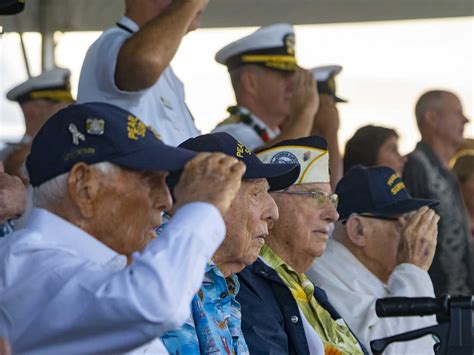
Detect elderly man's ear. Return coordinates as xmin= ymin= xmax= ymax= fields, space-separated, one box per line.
xmin=345 ymin=217 xmax=367 ymax=247
xmin=68 ymin=162 xmax=102 ymax=219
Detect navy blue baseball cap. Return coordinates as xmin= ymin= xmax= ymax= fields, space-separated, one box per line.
xmin=26 ymin=102 xmax=196 ymax=187
xmin=176 ymin=132 xmax=300 ymax=191
xmin=336 ymin=165 xmax=438 ymax=220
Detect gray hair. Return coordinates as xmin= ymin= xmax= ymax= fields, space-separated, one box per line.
xmin=33 ymin=162 xmax=118 ymax=210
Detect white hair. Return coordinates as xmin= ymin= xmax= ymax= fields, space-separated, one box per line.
xmin=33 ymin=162 xmax=118 ymax=210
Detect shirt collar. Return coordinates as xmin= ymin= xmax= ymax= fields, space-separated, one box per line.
xmin=325 ymin=238 xmax=386 ymax=296
xmin=117 ymin=16 xmax=140 ymax=33
xmin=237 ymin=105 xmax=281 ymax=137
xmin=27 ymin=208 xmax=124 ymax=266
xmin=416 ymin=141 xmax=442 ymax=168
xmin=259 ymin=244 xmax=289 ymax=270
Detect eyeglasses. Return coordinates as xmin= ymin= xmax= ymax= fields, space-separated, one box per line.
xmin=341 ymin=213 xmax=401 ymax=224
xmin=273 ymin=190 xmax=338 ymax=208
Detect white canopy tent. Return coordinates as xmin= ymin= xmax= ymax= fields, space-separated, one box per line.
xmin=2 ymin=0 xmax=473 ymax=71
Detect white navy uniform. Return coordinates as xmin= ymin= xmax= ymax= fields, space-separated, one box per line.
xmin=213 ymin=24 xmax=297 ymax=150
xmin=0 ymin=203 xmax=225 ymax=353
xmin=212 ymin=106 xmax=280 ymax=150
xmin=77 ymin=16 xmax=200 ymax=146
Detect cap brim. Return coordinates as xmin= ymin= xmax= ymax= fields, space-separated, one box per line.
xmin=335 ymin=96 xmax=348 ymax=103
xmin=368 ymin=198 xmax=439 ymax=217
xmin=111 ymin=143 xmax=196 ymax=172
xmin=244 ymin=162 xmax=300 ymax=191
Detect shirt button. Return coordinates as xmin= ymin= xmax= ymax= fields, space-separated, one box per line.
xmin=291 ymin=315 xmax=299 ymax=324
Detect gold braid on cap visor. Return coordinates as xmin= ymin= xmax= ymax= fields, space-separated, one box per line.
xmin=30 ymin=90 xmax=74 ymax=102
xmin=241 ymin=54 xmax=298 ymax=71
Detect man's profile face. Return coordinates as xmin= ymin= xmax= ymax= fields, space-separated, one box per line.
xmin=270 ymin=183 xmax=339 ymax=265
xmin=90 ymin=167 xmax=172 ymax=257
xmin=220 ymin=178 xmax=278 ymax=271
xmin=434 ymin=93 xmax=469 ymax=146
xmin=252 ymin=67 xmax=296 ymax=119
xmin=357 ymin=213 xmax=408 ymax=277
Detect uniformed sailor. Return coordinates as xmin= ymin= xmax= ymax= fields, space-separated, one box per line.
xmin=77 ymin=0 xmax=206 ymax=146
xmin=1 ymin=67 xmax=74 ymax=163
xmin=213 ymin=23 xmax=319 ymax=151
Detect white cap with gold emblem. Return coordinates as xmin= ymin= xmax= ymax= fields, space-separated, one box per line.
xmin=257 ymin=136 xmax=330 ymax=184
xmin=7 ymin=67 xmax=74 ymax=104
xmin=215 ymin=23 xmax=298 ymax=72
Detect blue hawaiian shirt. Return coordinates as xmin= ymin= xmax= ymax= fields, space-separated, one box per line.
xmin=161 ymin=263 xmax=249 ymax=354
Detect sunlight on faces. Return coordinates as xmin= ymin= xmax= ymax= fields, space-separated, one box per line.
xmin=376 ymin=135 xmax=406 ymax=175
xmin=89 ymin=167 xmax=171 ymax=257
xmin=218 ymin=178 xmax=278 ymax=272
xmin=270 ymin=183 xmax=339 ymax=267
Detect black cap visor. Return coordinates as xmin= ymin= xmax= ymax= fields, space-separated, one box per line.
xmin=365 ymin=198 xmax=439 ymax=218
xmin=244 ymin=161 xmax=300 ymax=191
xmin=111 ymin=144 xmax=196 ymax=173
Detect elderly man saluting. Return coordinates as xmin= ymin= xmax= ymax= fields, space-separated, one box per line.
xmin=307 ymin=165 xmax=440 ymax=354
xmin=157 ymin=133 xmax=300 ymax=354
xmin=0 ymin=103 xmax=245 ymax=353
xmin=238 ymin=136 xmax=367 ymax=354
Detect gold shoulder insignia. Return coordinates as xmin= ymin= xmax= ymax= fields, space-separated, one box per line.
xmin=215 ymin=114 xmax=241 ymax=128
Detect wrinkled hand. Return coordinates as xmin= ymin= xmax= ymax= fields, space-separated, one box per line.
xmin=312 ymin=94 xmax=340 ymax=136
xmin=3 ymin=143 xmax=31 ymax=185
xmin=396 ymin=206 xmax=439 ymax=271
xmin=173 ymin=153 xmax=246 ymax=216
xmin=0 ymin=162 xmax=27 ymax=224
xmin=289 ymin=69 xmax=319 ymax=123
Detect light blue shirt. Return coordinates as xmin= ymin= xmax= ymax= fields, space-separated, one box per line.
xmin=161 ymin=262 xmax=249 ymax=354
xmin=0 ymin=203 xmax=225 ymax=354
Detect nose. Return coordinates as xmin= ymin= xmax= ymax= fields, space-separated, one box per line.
xmin=262 ymin=192 xmax=279 ymax=228
xmin=153 ymin=183 xmax=173 ymax=212
xmin=321 ymin=202 xmax=340 ymax=223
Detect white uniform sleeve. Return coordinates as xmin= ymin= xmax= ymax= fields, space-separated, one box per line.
xmin=2 ymin=202 xmax=224 ymax=353
xmin=77 ymin=29 xmax=147 ymax=104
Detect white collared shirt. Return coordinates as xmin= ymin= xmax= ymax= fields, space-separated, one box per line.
xmin=77 ymin=16 xmax=200 ymax=146
xmin=0 ymin=203 xmax=225 ymax=354
xmin=306 ymin=238 xmax=437 ymax=355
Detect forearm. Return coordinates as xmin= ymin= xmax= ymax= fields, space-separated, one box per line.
xmin=115 ymin=1 xmax=203 ymax=91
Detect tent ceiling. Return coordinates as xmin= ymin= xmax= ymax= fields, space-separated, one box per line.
xmin=1 ymin=0 xmax=473 ymax=33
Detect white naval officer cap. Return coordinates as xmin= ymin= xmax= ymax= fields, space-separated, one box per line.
xmin=215 ymin=23 xmax=298 ymax=72
xmin=6 ymin=67 xmax=74 ymax=104
xmin=310 ymin=65 xmax=347 ymax=103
